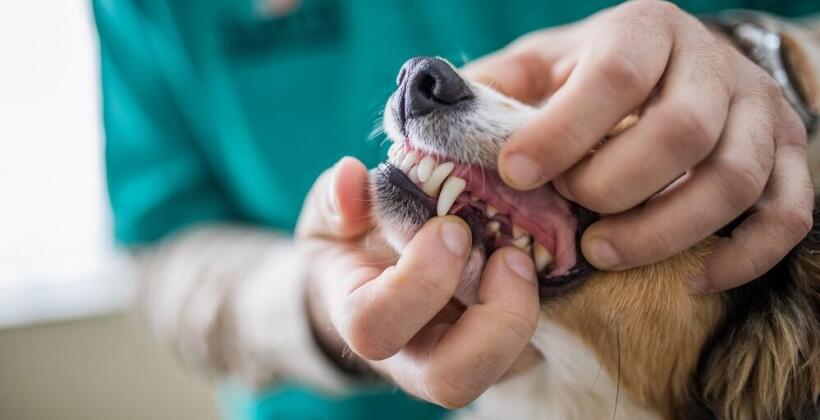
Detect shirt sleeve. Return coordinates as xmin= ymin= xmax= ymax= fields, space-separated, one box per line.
xmin=135 ymin=224 xmax=355 ymax=392
xmin=93 ymin=0 xmax=357 ymax=392
xmin=94 ymin=0 xmax=233 ymax=245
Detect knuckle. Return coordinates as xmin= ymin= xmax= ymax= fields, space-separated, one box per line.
xmin=781 ymin=204 xmax=813 ymax=243
xmin=714 ymin=155 xmax=767 ymax=209
xmin=757 ymin=75 xmax=782 ymax=102
xmin=493 ymin=308 xmax=538 ymax=344
xmin=666 ymin=103 xmax=716 ymax=148
xmin=689 ymin=45 xmax=731 ymax=93
xmin=597 ymin=50 xmax=649 ymax=94
xmin=402 ymin=270 xmax=454 ymax=302
xmin=737 ymin=247 xmax=771 ymax=280
xmin=422 ymin=370 xmax=480 ymax=409
xmin=650 ymin=0 xmax=683 ymax=18
xmin=502 ymin=48 xmax=548 ymax=95
xmin=576 ymin=175 xmax=630 ymax=213
xmin=340 ymin=301 xmax=400 ymax=360
xmin=625 ymin=0 xmax=681 ymax=17
xmin=662 ymin=128 xmax=714 ymax=165
xmin=779 ymin=109 xmax=809 ymax=148
xmin=510 ymin=30 xmax=548 ymax=52
xmin=743 ymin=70 xmax=782 ymax=103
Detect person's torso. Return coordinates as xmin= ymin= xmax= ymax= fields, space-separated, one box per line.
xmin=129 ymin=1 xmax=819 ymax=419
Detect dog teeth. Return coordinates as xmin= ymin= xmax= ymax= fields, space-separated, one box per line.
xmin=486 ymin=205 xmax=499 ymax=217
xmin=533 ymin=242 xmax=553 ymax=272
xmin=437 ymin=176 xmax=467 ymax=216
xmin=422 ymin=162 xmax=455 ymax=196
xmin=512 ymin=224 xmax=527 ymax=238
xmin=393 ymin=147 xmax=407 ymax=166
xmin=388 ymin=143 xmax=400 ymax=160
xmin=408 ymin=166 xmax=420 ymax=183
xmin=417 ymin=156 xmax=436 ymax=182
xmin=487 ymin=220 xmax=501 ymax=233
xmin=400 ymin=151 xmax=418 ymax=172
xmin=512 ymin=234 xmax=531 ymax=250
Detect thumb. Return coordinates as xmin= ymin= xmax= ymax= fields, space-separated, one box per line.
xmin=296 ymin=156 xmax=372 ymax=240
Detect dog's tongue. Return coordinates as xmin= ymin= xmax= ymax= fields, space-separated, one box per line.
xmin=454 ymin=165 xmax=579 ymax=276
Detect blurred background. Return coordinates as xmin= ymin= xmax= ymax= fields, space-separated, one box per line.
xmin=0 ymin=2 xmax=219 ymax=419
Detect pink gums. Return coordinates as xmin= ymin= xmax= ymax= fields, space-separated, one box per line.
xmin=452 ymin=165 xmax=578 ymax=277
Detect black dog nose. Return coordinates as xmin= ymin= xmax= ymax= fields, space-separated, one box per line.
xmin=398 ymin=57 xmax=473 ymax=120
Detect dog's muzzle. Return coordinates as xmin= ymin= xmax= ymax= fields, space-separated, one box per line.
xmin=396 ymin=57 xmax=475 ymax=129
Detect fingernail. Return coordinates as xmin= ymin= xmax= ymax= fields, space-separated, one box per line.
xmin=502 ymin=154 xmax=544 ymax=189
xmin=440 ymin=220 xmax=470 ymax=257
xmin=505 ymin=249 xmax=535 ymax=282
xmin=588 ymin=239 xmax=620 ymax=269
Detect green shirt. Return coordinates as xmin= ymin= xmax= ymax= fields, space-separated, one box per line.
xmin=93 ymin=0 xmax=819 ymax=418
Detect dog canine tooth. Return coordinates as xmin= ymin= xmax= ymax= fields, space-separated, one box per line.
xmin=512 ymin=234 xmax=531 ymax=249
xmin=437 ymin=176 xmax=467 ymax=216
xmin=513 ymin=224 xmax=527 ymax=238
xmin=417 ymin=156 xmax=436 ymax=182
xmin=486 ymin=205 xmax=499 ymax=217
xmin=400 ymin=151 xmax=418 ymax=172
xmin=533 ymin=242 xmax=553 ymax=272
xmin=422 ymin=162 xmax=455 ymax=196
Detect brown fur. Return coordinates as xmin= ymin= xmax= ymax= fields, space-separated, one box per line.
xmin=541 ymin=47 xmax=820 ymax=416
xmin=544 ymin=242 xmax=723 ymax=418
xmin=690 ymin=209 xmax=820 ymax=419
xmin=544 ymin=211 xmax=820 ymax=419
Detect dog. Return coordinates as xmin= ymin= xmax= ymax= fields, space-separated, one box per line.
xmin=371 ymin=56 xmax=819 ymax=419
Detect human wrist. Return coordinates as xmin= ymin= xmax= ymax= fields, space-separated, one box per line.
xmin=305 ymin=268 xmax=377 ymax=379
xmin=222 ymin=240 xmax=359 ymax=391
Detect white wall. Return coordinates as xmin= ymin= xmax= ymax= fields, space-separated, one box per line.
xmin=0 ymin=1 xmax=131 ymax=327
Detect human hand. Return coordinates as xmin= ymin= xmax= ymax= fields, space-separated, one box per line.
xmin=296 ymin=157 xmax=542 ymax=408
xmin=464 ymin=0 xmax=813 ymax=292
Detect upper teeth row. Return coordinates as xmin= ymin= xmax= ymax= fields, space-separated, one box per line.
xmin=388 ymin=144 xmax=463 ymax=217
xmin=387 ymin=143 xmax=554 ymax=272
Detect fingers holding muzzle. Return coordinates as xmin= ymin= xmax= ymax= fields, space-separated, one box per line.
xmin=335 ymin=216 xmax=473 ymax=361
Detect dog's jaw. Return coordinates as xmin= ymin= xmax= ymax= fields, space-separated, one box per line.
xmin=373 ymin=65 xmax=596 ymax=304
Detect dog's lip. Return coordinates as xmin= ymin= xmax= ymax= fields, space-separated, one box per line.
xmin=376 ymin=161 xmax=598 ymax=293
xmin=451 ymin=164 xmax=579 ymax=276
xmin=383 ymin=141 xmax=593 ymax=279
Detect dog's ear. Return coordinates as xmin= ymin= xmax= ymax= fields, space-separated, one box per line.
xmin=685 ymin=203 xmax=820 ymax=420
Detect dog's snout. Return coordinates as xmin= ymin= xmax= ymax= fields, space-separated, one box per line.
xmin=399 ymin=57 xmax=473 ymax=121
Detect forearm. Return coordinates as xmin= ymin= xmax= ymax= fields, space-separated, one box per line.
xmin=132 ymin=224 xmax=353 ymax=391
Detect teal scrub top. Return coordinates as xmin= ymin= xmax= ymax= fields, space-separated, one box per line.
xmin=93 ymin=1 xmax=820 ymax=419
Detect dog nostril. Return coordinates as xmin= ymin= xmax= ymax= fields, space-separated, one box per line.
xmin=416 ymin=73 xmax=436 ymax=100
xmin=400 ymin=56 xmax=474 ymax=120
